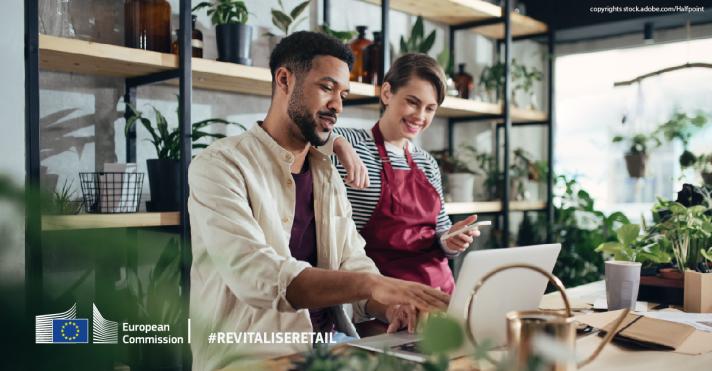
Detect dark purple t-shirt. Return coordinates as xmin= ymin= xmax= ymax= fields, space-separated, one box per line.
xmin=289 ymin=160 xmax=334 ymax=333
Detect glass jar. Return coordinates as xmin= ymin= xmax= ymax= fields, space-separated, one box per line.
xmin=171 ymin=16 xmax=204 ymax=58
xmin=124 ymin=0 xmax=171 ymax=53
xmin=349 ymin=26 xmax=372 ymax=82
xmin=453 ymin=63 xmax=474 ymax=99
xmin=40 ymin=0 xmax=76 ymax=37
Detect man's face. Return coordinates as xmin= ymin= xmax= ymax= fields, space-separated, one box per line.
xmin=287 ymin=56 xmax=351 ymax=146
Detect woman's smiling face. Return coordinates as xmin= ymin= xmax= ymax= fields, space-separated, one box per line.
xmin=381 ymin=76 xmax=439 ymax=141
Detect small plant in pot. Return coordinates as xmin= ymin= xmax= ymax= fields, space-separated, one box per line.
xmin=595 ymin=224 xmax=670 ymax=310
xmin=125 ymin=103 xmax=245 ymax=211
xmin=510 ymin=148 xmax=547 ymax=201
xmin=653 ymin=184 xmax=712 ymax=311
xmin=654 ymin=110 xmax=709 ymax=169
xmin=193 ymin=0 xmax=253 ymax=65
xmin=432 ymin=150 xmax=478 ymax=202
xmin=267 ymin=0 xmax=310 ymax=49
xmin=611 ymin=132 xmax=661 ymax=178
xmin=461 ymin=145 xmax=499 ymax=200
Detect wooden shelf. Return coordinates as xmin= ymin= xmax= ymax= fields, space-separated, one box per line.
xmin=362 ymin=0 xmax=547 ymax=38
xmin=39 ymin=35 xmax=547 ymax=121
xmin=42 ymin=212 xmax=180 ymax=231
xmin=445 ymin=200 xmax=546 ymax=215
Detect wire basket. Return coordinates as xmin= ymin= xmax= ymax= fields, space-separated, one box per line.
xmin=79 ymin=172 xmax=145 ymax=213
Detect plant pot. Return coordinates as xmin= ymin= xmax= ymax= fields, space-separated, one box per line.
xmin=472 ymin=173 xmax=487 ymax=200
xmin=659 ymin=267 xmax=684 ymax=280
xmin=684 ymin=270 xmax=712 ymax=313
xmin=146 ymin=159 xmax=180 ymax=212
xmin=604 ymin=261 xmax=641 ymax=310
xmin=447 ymin=173 xmax=475 ymax=202
xmin=216 ymin=23 xmax=253 ymax=65
xmin=702 ymin=171 xmax=712 ymax=185
xmin=624 ymin=152 xmax=648 ymax=178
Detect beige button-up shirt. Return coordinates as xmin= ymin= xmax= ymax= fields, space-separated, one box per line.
xmin=188 ymin=124 xmax=379 ymax=369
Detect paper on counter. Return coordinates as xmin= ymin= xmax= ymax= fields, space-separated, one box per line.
xmin=593 ymin=298 xmax=648 ymax=312
xmin=643 ymin=311 xmax=712 ymax=333
xmin=100 ymin=163 xmax=138 ymax=212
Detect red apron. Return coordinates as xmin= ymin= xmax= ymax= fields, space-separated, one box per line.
xmin=360 ymin=123 xmax=455 ymax=294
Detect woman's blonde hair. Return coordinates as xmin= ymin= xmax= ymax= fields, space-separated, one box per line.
xmin=382 ymin=53 xmax=446 ymax=108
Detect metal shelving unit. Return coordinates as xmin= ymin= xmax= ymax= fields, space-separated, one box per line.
xmin=24 ymin=0 xmax=554 ymax=367
xmin=330 ymin=0 xmax=556 ymax=247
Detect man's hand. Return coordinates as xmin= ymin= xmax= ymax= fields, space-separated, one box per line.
xmin=385 ymin=304 xmax=418 ymax=334
xmin=333 ymin=137 xmax=369 ymax=189
xmin=443 ymin=214 xmax=481 ymax=253
xmin=369 ymin=275 xmax=449 ymax=313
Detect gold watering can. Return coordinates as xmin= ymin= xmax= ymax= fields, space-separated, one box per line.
xmin=464 ymin=264 xmax=630 ymax=371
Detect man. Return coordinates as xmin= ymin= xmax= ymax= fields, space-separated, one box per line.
xmin=188 ymin=31 xmax=449 ymax=369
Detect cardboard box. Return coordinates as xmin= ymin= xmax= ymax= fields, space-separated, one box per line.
xmin=684 ymin=270 xmax=712 ymax=313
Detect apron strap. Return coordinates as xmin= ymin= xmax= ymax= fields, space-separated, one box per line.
xmin=371 ymin=123 xmax=396 ymax=182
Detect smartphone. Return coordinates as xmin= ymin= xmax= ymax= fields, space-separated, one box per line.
xmin=440 ymin=220 xmax=491 ymax=240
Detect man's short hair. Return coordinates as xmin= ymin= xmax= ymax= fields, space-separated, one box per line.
xmin=269 ymin=31 xmax=354 ymax=90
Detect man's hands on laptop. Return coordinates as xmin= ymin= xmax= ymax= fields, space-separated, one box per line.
xmin=369 ymin=275 xmax=449 ymax=313
xmin=385 ymin=304 xmax=417 ymax=333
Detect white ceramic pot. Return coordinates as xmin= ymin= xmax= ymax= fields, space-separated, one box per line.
xmin=604 ymin=260 xmax=641 ymax=310
xmin=447 ymin=173 xmax=475 ymax=202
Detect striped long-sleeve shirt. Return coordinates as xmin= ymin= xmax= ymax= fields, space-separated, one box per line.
xmin=332 ymin=127 xmax=454 ymax=253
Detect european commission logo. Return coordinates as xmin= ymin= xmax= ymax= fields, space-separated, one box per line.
xmin=36 ymin=303 xmax=118 ymax=344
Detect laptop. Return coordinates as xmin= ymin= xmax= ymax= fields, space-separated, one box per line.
xmin=347 ymin=243 xmax=562 ymax=362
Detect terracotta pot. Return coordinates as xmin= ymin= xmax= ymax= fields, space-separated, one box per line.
xmin=624 ymin=152 xmax=648 ymax=178
xmin=659 ymin=267 xmax=684 ymax=281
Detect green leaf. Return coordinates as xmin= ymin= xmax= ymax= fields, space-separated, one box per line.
xmin=595 ymin=241 xmax=622 ymax=254
xmin=191 ymin=1 xmax=212 ymax=12
xmin=399 ymin=36 xmax=408 ymax=54
xmin=271 ymin=9 xmax=292 ymax=34
xmin=290 ymin=0 xmax=311 ymax=20
xmin=419 ymin=313 xmax=463 ymax=354
xmin=420 ymin=30 xmax=436 ymax=53
xmin=617 ymin=224 xmax=640 ymax=246
xmin=411 ymin=15 xmax=424 ymax=41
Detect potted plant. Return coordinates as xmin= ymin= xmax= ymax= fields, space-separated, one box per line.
xmin=653 ymin=184 xmax=712 ymax=311
xmin=193 ymin=0 xmax=253 ymax=65
xmin=317 ymin=24 xmax=356 ymax=44
xmin=654 ymin=110 xmax=709 ymax=169
xmin=512 ymin=62 xmax=542 ymax=109
xmin=268 ymin=0 xmax=310 ymax=50
xmin=479 ymin=59 xmax=541 ymax=106
xmin=125 ymin=103 xmax=245 ymax=211
xmin=611 ymin=132 xmax=661 ymax=178
xmin=432 ymin=150 xmax=478 ymax=202
xmin=510 ymin=148 xmax=547 ymax=201
xmin=396 ymin=16 xmax=461 ymax=97
xmin=42 ymin=178 xmax=83 ymax=215
xmin=460 ymin=145 xmax=499 ymax=200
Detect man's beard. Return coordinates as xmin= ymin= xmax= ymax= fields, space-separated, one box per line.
xmin=287 ymin=83 xmax=332 ymax=147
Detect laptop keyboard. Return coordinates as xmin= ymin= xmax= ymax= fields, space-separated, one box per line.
xmin=391 ymin=341 xmax=422 ymax=353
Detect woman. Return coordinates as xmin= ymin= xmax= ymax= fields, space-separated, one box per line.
xmin=332 ymin=53 xmax=480 ymax=294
